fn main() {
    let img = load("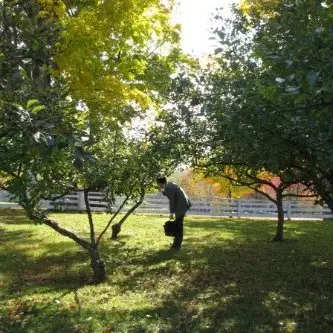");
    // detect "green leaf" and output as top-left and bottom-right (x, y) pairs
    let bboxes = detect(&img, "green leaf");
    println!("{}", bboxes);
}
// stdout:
(27, 99), (39, 108)
(31, 105), (46, 113)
